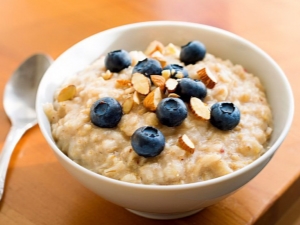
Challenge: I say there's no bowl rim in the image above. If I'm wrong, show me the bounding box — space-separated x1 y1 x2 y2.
37 20 294 190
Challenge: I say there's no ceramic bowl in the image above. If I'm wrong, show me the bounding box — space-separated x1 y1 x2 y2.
36 21 294 220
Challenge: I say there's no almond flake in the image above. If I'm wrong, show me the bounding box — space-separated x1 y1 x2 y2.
168 93 180 98
131 73 151 95
144 40 164 56
143 87 162 111
190 97 210 120
165 43 180 58
129 51 147 66
57 85 76 102
124 87 135 94
197 67 218 89
150 51 167 67
133 91 141 105
115 79 132 88
178 134 195 153
150 75 166 91
122 97 134 114
165 78 178 93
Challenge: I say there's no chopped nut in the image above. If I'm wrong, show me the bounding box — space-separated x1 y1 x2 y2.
143 87 162 111
57 85 76 102
174 71 184 79
164 43 180 58
129 51 147 66
197 67 218 89
162 69 178 80
162 69 171 80
131 73 151 95
115 79 132 88
165 78 178 93
122 97 134 114
168 93 180 98
150 51 167 67
133 91 141 105
124 87 135 94
150 75 166 91
101 70 113 80
144 40 164 56
190 97 210 120
178 134 195 153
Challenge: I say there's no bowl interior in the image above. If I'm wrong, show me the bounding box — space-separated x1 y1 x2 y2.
36 21 294 186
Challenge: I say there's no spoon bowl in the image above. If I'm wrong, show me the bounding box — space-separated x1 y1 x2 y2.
0 54 52 200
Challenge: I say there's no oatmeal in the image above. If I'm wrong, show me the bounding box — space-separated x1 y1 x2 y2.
44 41 273 185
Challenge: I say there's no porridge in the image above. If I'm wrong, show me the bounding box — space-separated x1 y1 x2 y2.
44 40 273 185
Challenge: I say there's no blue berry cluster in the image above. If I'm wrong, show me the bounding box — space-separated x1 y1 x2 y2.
89 41 241 158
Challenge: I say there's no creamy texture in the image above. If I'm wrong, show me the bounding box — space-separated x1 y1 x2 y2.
44 42 273 185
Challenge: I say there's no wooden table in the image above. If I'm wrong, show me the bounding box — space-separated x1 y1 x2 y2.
0 0 299 224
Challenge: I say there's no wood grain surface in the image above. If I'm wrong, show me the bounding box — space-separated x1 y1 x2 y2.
0 0 299 224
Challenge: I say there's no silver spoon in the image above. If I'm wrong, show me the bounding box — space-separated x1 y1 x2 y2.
0 54 52 200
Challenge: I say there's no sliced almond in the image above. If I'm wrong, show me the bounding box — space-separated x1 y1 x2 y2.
164 43 180 58
144 40 164 55
129 51 147 66
133 91 141 105
131 73 151 95
165 78 178 93
115 79 132 88
150 75 166 91
178 134 195 154
143 87 162 111
168 93 180 98
57 85 76 102
150 51 167 67
190 97 210 120
197 67 218 89
122 97 134 114
124 87 135 94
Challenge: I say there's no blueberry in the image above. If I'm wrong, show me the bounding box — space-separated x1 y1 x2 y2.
132 58 162 77
156 98 187 127
210 102 241 131
180 41 206 65
175 78 207 102
163 64 189 79
105 49 131 72
90 97 122 128
131 126 165 158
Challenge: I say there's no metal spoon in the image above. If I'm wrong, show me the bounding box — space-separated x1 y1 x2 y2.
0 54 52 200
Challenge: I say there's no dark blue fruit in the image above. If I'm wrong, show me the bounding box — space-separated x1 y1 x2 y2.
131 126 165 158
105 49 131 72
210 102 241 131
90 97 122 128
132 58 162 77
163 64 189 79
175 78 207 102
180 41 206 65
156 98 187 127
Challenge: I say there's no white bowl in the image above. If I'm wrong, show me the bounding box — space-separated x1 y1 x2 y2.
36 21 294 220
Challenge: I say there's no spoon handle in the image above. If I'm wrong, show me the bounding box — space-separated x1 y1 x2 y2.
0 126 27 200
